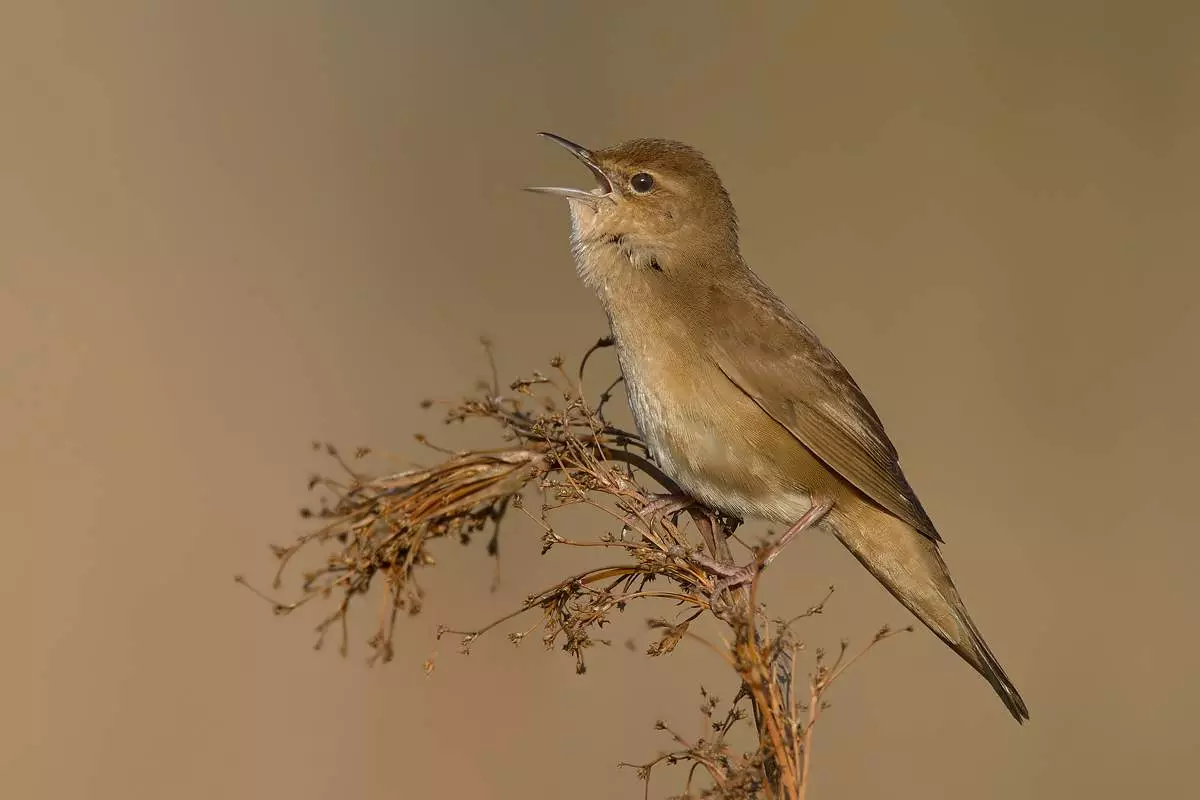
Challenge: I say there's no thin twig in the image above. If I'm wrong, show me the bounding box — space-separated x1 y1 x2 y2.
241 344 909 799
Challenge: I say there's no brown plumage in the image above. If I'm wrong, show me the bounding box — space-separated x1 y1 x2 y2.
528 133 1029 722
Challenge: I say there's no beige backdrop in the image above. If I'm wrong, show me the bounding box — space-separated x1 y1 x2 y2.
3 2 1198 798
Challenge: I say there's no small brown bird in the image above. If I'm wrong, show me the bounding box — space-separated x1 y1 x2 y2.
527 133 1029 722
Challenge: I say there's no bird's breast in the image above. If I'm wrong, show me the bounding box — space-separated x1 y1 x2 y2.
607 312 830 525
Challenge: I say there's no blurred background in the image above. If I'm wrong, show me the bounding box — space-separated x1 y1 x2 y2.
3 2 1198 798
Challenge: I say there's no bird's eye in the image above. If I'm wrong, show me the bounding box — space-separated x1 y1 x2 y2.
630 173 655 193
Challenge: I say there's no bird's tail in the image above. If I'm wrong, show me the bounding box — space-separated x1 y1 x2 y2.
832 509 1030 722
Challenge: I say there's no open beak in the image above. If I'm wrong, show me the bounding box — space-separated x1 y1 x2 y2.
524 132 613 204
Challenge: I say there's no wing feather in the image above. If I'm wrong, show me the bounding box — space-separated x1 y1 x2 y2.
709 272 941 542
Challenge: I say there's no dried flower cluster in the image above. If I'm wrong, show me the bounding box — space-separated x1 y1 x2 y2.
238 339 907 799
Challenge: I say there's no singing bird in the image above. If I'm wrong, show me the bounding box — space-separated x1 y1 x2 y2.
527 133 1029 722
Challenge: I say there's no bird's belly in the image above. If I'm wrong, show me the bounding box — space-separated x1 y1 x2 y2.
618 347 818 524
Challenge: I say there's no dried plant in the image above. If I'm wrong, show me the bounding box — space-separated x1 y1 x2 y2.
237 339 909 799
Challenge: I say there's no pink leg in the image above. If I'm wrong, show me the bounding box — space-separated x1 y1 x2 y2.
686 508 722 558
699 499 834 601
622 493 727 557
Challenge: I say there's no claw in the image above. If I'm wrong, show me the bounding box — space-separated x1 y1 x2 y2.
622 492 697 535
641 492 696 526
621 493 729 565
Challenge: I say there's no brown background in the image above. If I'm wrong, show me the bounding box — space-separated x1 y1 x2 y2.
3 2 1198 798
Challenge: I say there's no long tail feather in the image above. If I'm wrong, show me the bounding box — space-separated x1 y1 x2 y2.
832 509 1029 722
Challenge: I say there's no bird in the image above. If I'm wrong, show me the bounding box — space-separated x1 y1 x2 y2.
525 132 1030 722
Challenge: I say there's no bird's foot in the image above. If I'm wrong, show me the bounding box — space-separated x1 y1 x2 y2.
691 499 835 607
622 492 697 535
641 492 699 520
644 493 730 556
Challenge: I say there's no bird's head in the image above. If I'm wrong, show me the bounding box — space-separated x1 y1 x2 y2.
527 133 740 288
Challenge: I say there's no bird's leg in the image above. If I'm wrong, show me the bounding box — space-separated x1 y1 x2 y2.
647 496 728 557
685 507 722 559
622 493 727 556
695 499 835 602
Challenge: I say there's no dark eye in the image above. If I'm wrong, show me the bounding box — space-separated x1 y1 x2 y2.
630 173 655 193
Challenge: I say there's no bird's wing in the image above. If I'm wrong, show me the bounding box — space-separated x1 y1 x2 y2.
708 272 941 542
